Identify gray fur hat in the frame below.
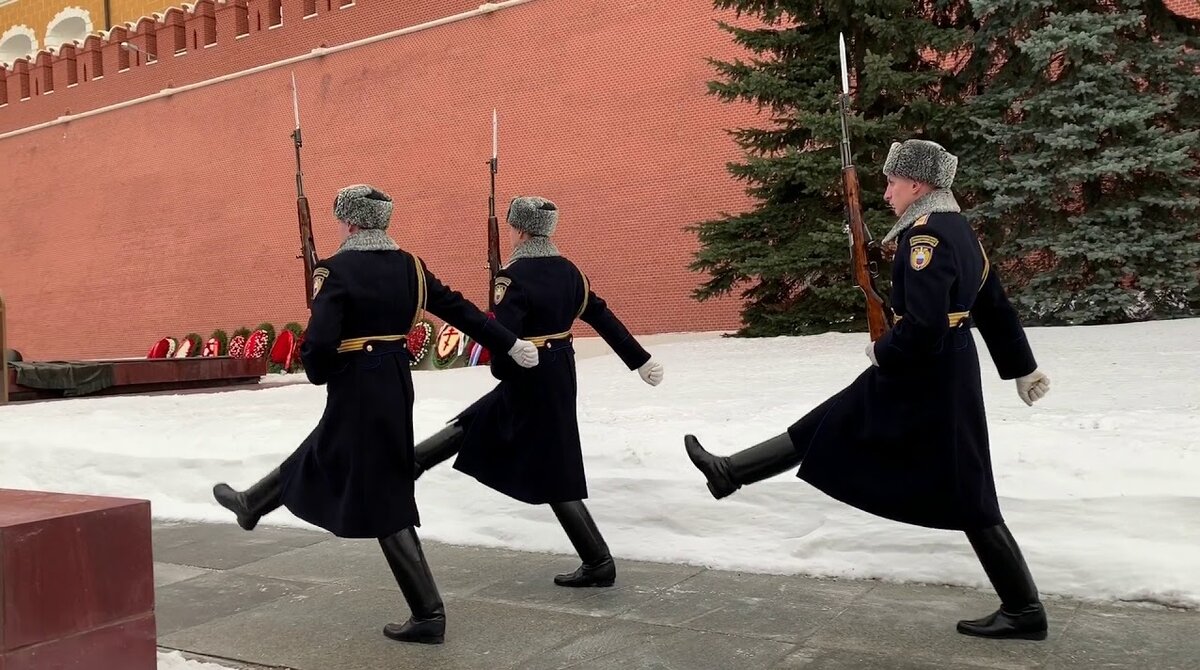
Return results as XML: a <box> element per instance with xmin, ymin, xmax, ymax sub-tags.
<box><xmin>506</xmin><ymin>196</ymin><xmax>558</xmax><ymax>237</ymax></box>
<box><xmin>333</xmin><ymin>184</ymin><xmax>393</xmax><ymax>230</ymax></box>
<box><xmin>883</xmin><ymin>139</ymin><xmax>958</xmax><ymax>189</ymax></box>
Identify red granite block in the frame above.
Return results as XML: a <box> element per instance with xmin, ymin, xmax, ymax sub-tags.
<box><xmin>0</xmin><ymin>489</ymin><xmax>155</xmax><ymax>667</ymax></box>
<box><xmin>0</xmin><ymin>613</ymin><xmax>156</xmax><ymax>670</ymax></box>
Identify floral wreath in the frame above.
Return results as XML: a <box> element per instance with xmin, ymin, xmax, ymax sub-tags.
<box><xmin>407</xmin><ymin>320</ymin><xmax>434</xmax><ymax>367</ymax></box>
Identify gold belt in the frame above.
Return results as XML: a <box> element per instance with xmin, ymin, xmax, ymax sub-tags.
<box><xmin>893</xmin><ymin>312</ymin><xmax>970</xmax><ymax>327</ymax></box>
<box><xmin>337</xmin><ymin>335</ymin><xmax>407</xmax><ymax>353</ymax></box>
<box><xmin>527</xmin><ymin>331</ymin><xmax>572</xmax><ymax>348</ymax></box>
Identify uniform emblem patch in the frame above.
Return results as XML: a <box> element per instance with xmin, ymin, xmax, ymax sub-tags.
<box><xmin>910</xmin><ymin>244</ymin><xmax>934</xmax><ymax>271</ymax></box>
<box><xmin>312</xmin><ymin>268</ymin><xmax>329</xmax><ymax>298</ymax></box>
<box><xmin>493</xmin><ymin>277</ymin><xmax>511</xmax><ymax>305</ymax></box>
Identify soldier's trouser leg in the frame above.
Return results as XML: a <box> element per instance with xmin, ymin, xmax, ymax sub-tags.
<box><xmin>413</xmin><ymin>421</ymin><xmax>465</xmax><ymax>480</ymax></box>
<box><xmin>379</xmin><ymin>527</ymin><xmax>446</xmax><ymax>644</ymax></box>
<box><xmin>550</xmin><ymin>501</ymin><xmax>616</xmax><ymax>588</ymax></box>
<box><xmin>957</xmin><ymin>523</ymin><xmax>1048</xmax><ymax>640</ymax></box>
<box><xmin>684</xmin><ymin>432</ymin><xmax>804</xmax><ymax>500</ymax></box>
<box><xmin>212</xmin><ymin>467</ymin><xmax>283</xmax><ymax>531</ymax></box>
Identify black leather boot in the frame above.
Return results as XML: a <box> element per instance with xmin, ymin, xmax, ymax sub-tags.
<box><xmin>212</xmin><ymin>467</ymin><xmax>283</xmax><ymax>531</ymax></box>
<box><xmin>379</xmin><ymin>527</ymin><xmax>446</xmax><ymax>644</ymax></box>
<box><xmin>414</xmin><ymin>422</ymin><xmax>464</xmax><ymax>480</ymax></box>
<box><xmin>684</xmin><ymin>433</ymin><xmax>802</xmax><ymax>500</ymax></box>
<box><xmin>550</xmin><ymin>501</ymin><xmax>616</xmax><ymax>587</ymax></box>
<box><xmin>957</xmin><ymin>523</ymin><xmax>1048</xmax><ymax>641</ymax></box>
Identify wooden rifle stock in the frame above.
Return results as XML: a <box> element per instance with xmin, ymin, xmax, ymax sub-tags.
<box><xmin>842</xmin><ymin>165</ymin><xmax>891</xmax><ymax>341</ymax></box>
<box><xmin>297</xmin><ymin>192</ymin><xmax>318</xmax><ymax>309</ymax></box>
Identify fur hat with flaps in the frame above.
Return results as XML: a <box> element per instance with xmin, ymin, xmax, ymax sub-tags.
<box><xmin>507</xmin><ymin>196</ymin><xmax>558</xmax><ymax>237</ymax></box>
<box><xmin>333</xmin><ymin>184</ymin><xmax>393</xmax><ymax>230</ymax></box>
<box><xmin>883</xmin><ymin>139</ymin><xmax>958</xmax><ymax>189</ymax></box>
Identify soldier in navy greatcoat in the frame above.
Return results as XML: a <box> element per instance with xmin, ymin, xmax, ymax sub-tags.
<box><xmin>211</xmin><ymin>185</ymin><xmax>541</xmax><ymax>645</ymax></box>
<box><xmin>684</xmin><ymin>140</ymin><xmax>1054</xmax><ymax>640</ymax></box>
<box><xmin>410</xmin><ymin>196</ymin><xmax>664</xmax><ymax>588</ymax></box>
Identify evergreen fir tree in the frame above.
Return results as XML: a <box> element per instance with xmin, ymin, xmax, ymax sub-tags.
<box><xmin>689</xmin><ymin>1</ymin><xmax>975</xmax><ymax>336</ymax></box>
<box><xmin>967</xmin><ymin>0</ymin><xmax>1200</xmax><ymax>324</ymax></box>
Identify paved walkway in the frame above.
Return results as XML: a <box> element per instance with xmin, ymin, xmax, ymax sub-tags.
<box><xmin>152</xmin><ymin>521</ymin><xmax>1198</xmax><ymax>670</ymax></box>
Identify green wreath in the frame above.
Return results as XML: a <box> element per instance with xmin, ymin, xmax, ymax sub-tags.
<box><xmin>432</xmin><ymin>324</ymin><xmax>469</xmax><ymax>370</ymax></box>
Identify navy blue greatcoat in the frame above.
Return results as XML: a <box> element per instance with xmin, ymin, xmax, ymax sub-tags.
<box><xmin>280</xmin><ymin>249</ymin><xmax>518</xmax><ymax>538</ymax></box>
<box><xmin>789</xmin><ymin>212</ymin><xmax>1037</xmax><ymax>531</ymax></box>
<box><xmin>451</xmin><ymin>256</ymin><xmax>652</xmax><ymax>504</ymax></box>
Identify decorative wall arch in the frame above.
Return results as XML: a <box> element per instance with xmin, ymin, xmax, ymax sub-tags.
<box><xmin>45</xmin><ymin>7</ymin><xmax>95</xmax><ymax>51</ymax></box>
<box><xmin>0</xmin><ymin>25</ymin><xmax>37</xmax><ymax>67</ymax></box>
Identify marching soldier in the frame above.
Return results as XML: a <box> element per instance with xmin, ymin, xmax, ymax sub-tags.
<box><xmin>410</xmin><ymin>195</ymin><xmax>664</xmax><ymax>588</ymax></box>
<box><xmin>211</xmin><ymin>185</ymin><xmax>541</xmax><ymax>645</ymax></box>
<box><xmin>684</xmin><ymin>140</ymin><xmax>1053</xmax><ymax>640</ymax></box>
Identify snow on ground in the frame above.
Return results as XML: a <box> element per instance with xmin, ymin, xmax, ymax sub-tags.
<box><xmin>2</xmin><ymin>319</ymin><xmax>1198</xmax><ymax>609</ymax></box>
<box><xmin>156</xmin><ymin>650</ymin><xmax>236</xmax><ymax>669</ymax></box>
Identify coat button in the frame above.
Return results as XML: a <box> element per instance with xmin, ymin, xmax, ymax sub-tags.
<box><xmin>546</xmin><ymin>342</ymin><xmax>552</xmax><ymax>349</ymax></box>
<box><xmin>366</xmin><ymin>344</ymin><xmax>374</xmax><ymax>352</ymax></box>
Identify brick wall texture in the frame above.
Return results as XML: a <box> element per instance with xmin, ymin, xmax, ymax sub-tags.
<box><xmin>2</xmin><ymin>0</ymin><xmax>1196</xmax><ymax>361</ymax></box>
<box><xmin>0</xmin><ymin>0</ymin><xmax>757</xmax><ymax>360</ymax></box>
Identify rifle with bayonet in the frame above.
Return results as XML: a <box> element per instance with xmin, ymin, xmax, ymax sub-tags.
<box><xmin>292</xmin><ymin>72</ymin><xmax>320</xmax><ymax>309</ymax></box>
<box><xmin>837</xmin><ymin>33</ymin><xmax>892</xmax><ymax>341</ymax></box>
<box><xmin>487</xmin><ymin>108</ymin><xmax>501</xmax><ymax>311</ymax></box>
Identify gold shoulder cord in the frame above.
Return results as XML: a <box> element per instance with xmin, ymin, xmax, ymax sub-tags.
<box><xmin>411</xmin><ymin>254</ymin><xmax>428</xmax><ymax>330</ymax></box>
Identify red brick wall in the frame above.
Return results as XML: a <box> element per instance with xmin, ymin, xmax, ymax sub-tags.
<box><xmin>0</xmin><ymin>0</ymin><xmax>757</xmax><ymax>360</ymax></box>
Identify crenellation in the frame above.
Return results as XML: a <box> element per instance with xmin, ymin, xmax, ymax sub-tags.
<box><xmin>132</xmin><ymin>16</ymin><xmax>158</xmax><ymax>63</ymax></box>
<box><xmin>189</xmin><ymin>0</ymin><xmax>217</xmax><ymax>50</ymax></box>
<box><xmin>160</xmin><ymin>7</ymin><xmax>187</xmax><ymax>56</ymax></box>
<box><xmin>80</xmin><ymin>33</ymin><xmax>103</xmax><ymax>80</ymax></box>
<box><xmin>51</xmin><ymin>42</ymin><xmax>76</xmax><ymax>87</ymax></box>
<box><xmin>32</xmin><ymin>49</ymin><xmax>52</xmax><ymax>94</ymax></box>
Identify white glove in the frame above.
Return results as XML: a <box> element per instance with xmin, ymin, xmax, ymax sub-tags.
<box><xmin>865</xmin><ymin>342</ymin><xmax>879</xmax><ymax>367</ymax></box>
<box><xmin>507</xmin><ymin>339</ymin><xmax>539</xmax><ymax>369</ymax></box>
<box><xmin>1016</xmin><ymin>370</ymin><xmax>1049</xmax><ymax>406</ymax></box>
<box><xmin>638</xmin><ymin>359</ymin><xmax>663</xmax><ymax>386</ymax></box>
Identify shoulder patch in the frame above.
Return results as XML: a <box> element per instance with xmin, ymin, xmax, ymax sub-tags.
<box><xmin>909</xmin><ymin>243</ymin><xmax>935</xmax><ymax>271</ymax></box>
<box><xmin>909</xmin><ymin>234</ymin><xmax>939</xmax><ymax>247</ymax></box>
<box><xmin>493</xmin><ymin>276</ymin><xmax>512</xmax><ymax>305</ymax></box>
<box><xmin>312</xmin><ymin>267</ymin><xmax>330</xmax><ymax>299</ymax></box>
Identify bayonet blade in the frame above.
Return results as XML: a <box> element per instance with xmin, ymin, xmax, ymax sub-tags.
<box><xmin>291</xmin><ymin>72</ymin><xmax>301</xmax><ymax>130</ymax></box>
<box><xmin>838</xmin><ymin>33</ymin><xmax>850</xmax><ymax>96</ymax></box>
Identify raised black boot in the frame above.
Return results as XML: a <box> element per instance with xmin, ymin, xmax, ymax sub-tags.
<box><xmin>379</xmin><ymin>527</ymin><xmax>446</xmax><ymax>644</ymax></box>
<box><xmin>212</xmin><ymin>467</ymin><xmax>283</xmax><ymax>531</ymax></box>
<box><xmin>684</xmin><ymin>433</ymin><xmax>803</xmax><ymax>500</ymax></box>
<box><xmin>550</xmin><ymin>501</ymin><xmax>616</xmax><ymax>588</ymax></box>
<box><xmin>957</xmin><ymin>523</ymin><xmax>1048</xmax><ymax>641</ymax></box>
<box><xmin>414</xmin><ymin>421</ymin><xmax>464</xmax><ymax>480</ymax></box>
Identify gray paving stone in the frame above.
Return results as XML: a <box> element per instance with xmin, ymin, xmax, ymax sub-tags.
<box><xmin>470</xmin><ymin>556</ymin><xmax>704</xmax><ymax>618</ymax></box>
<box><xmin>801</xmin><ymin>582</ymin><xmax>1072</xmax><ymax>670</ymax></box>
<box><xmin>774</xmin><ymin>646</ymin><xmax>992</xmax><ymax>669</ymax></box>
<box><xmin>154</xmin><ymin>569</ymin><xmax>320</xmax><ymax>636</ymax></box>
<box><xmin>153</xmin><ymin>520</ymin><xmax>327</xmax><ymax>570</ymax></box>
<box><xmin>551</xmin><ymin>627</ymin><xmax>796</xmax><ymax>670</ymax></box>
<box><xmin>154</xmin><ymin>562</ymin><xmax>213</xmax><ymax>588</ymax></box>
<box><xmin>490</xmin><ymin>617</ymin><xmax>687</xmax><ymax>670</ymax></box>
<box><xmin>1045</xmin><ymin>604</ymin><xmax>1200</xmax><ymax>670</ymax></box>
<box><xmin>230</xmin><ymin>535</ymin><xmax>398</xmax><ymax>590</ymax></box>
<box><xmin>617</xmin><ymin>568</ymin><xmax>874</xmax><ymax>643</ymax></box>
<box><xmin>160</xmin><ymin>585</ymin><xmax>658</xmax><ymax>670</ymax></box>
<box><xmin>148</xmin><ymin>522</ymin><xmax>1200</xmax><ymax>670</ymax></box>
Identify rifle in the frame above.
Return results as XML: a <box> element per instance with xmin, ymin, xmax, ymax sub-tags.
<box><xmin>837</xmin><ymin>33</ymin><xmax>892</xmax><ymax>341</ymax></box>
<box><xmin>292</xmin><ymin>72</ymin><xmax>320</xmax><ymax>309</ymax></box>
<box><xmin>486</xmin><ymin>108</ymin><xmax>501</xmax><ymax>310</ymax></box>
